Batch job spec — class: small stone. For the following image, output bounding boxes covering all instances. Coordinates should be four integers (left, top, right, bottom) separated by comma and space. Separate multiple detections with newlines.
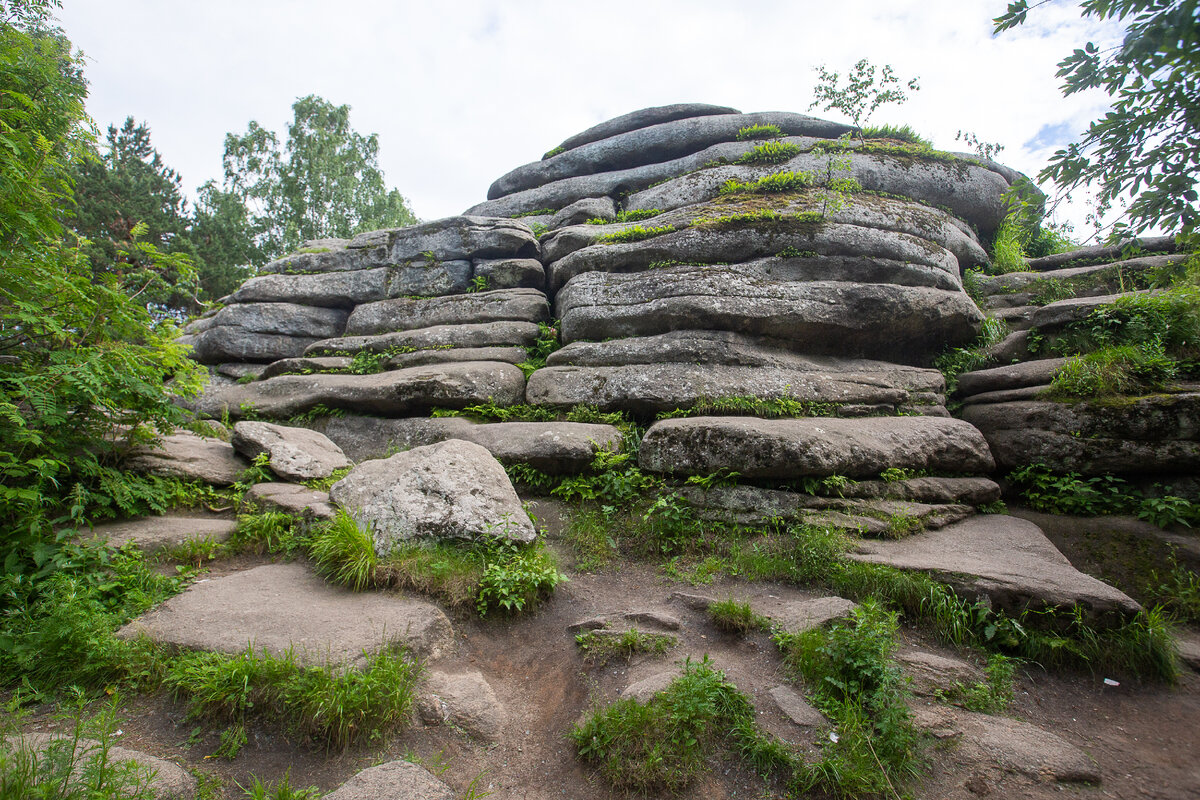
621, 670, 678, 702
325, 759, 455, 800
418, 670, 506, 743
768, 685, 826, 728
123, 430, 247, 486
567, 616, 610, 633
232, 420, 351, 481
896, 649, 983, 696
670, 592, 716, 611
772, 596, 857, 633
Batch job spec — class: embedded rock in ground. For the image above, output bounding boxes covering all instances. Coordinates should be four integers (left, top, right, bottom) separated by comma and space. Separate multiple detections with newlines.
1179, 634, 1200, 672
189, 303, 348, 364
851, 515, 1142, 622
305, 320, 542, 357
119, 562, 452, 663
769, 685, 826, 728
315, 416, 622, 473
346, 216, 539, 262
526, 361, 944, 416
231, 420, 351, 481
770, 596, 857, 633
344, 288, 549, 336
910, 704, 1100, 783
621, 670, 678, 702
955, 358, 1069, 399
86, 514, 237, 554
896, 649, 983, 696
241, 482, 336, 521
329, 439, 535, 550
124, 431, 247, 486
16, 732, 195, 800
418, 670, 506, 742
553, 264, 982, 363
638, 416, 995, 479
961, 394, 1200, 474
190, 362, 527, 421
324, 759, 455, 800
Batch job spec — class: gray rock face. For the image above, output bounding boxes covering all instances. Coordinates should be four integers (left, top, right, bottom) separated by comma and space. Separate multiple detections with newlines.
554, 264, 982, 364
190, 302, 349, 364
772, 596, 857, 633
124, 431, 247, 486
259, 242, 383, 275
119, 562, 453, 663
526, 361, 943, 415
325, 760, 455, 800
418, 670, 506, 742
16, 733, 196, 800
956, 358, 1069, 398
552, 103, 741, 154
86, 514, 237, 554
384, 346, 528, 369
347, 216, 539, 262
961, 394, 1200, 474
345, 288, 549, 336
1024, 235, 1177, 272
852, 515, 1141, 622
1030, 289, 1159, 333
971, 253, 1185, 297
231, 420, 351, 481
896, 649, 983, 696
472, 257, 546, 291
190, 328, 322, 365
488, 111, 852, 199
639, 416, 995, 479
621, 670, 678, 702
230, 268, 389, 308
305, 320, 542, 357
329, 439, 536, 549
385, 259, 473, 297
191, 361, 527, 421
315, 416, 622, 473
549, 197, 616, 228
241, 482, 336, 521
259, 355, 352, 380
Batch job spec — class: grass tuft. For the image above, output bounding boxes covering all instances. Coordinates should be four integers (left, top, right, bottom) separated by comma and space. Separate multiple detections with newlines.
707, 597, 771, 634
575, 628, 677, 665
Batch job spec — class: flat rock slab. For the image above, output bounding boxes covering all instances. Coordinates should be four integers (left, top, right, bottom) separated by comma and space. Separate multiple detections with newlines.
119, 562, 452, 664
910, 704, 1100, 783
325, 759, 455, 800
768, 685, 826, 728
317, 416, 623, 473
86, 515, 237, 554
896, 649, 983, 696
15, 732, 195, 800
852, 515, 1142, 622
329, 439, 536, 549
241, 483, 336, 521
956, 358, 1068, 398
639, 416, 995, 479
418, 670, 506, 742
770, 596, 857, 633
232, 421, 351, 481
345, 288, 549, 336
621, 669, 678, 702
124, 431, 247, 486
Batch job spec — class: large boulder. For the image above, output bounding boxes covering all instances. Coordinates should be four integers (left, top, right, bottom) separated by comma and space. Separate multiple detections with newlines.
189, 303, 348, 364
329, 439, 536, 550
231, 420, 351, 481
123, 431, 247, 486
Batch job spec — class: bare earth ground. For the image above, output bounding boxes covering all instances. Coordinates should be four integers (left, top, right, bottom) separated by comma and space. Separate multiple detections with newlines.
12, 503, 1200, 800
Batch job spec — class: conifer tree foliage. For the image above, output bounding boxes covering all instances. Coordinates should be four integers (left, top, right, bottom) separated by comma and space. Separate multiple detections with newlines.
217, 95, 418, 265
995, 0, 1200, 241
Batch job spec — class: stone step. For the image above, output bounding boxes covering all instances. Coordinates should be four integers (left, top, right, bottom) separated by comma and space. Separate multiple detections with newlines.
85, 514, 238, 554
638, 415, 995, 479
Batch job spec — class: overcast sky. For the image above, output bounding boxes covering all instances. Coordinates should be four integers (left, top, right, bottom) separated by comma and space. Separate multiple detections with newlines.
56, 0, 1122, 235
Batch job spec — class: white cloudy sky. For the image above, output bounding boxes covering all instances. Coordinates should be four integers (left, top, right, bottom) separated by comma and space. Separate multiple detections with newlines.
56, 0, 1122, 234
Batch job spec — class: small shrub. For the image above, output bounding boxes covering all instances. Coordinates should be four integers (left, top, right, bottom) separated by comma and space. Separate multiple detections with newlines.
594, 225, 676, 244
308, 511, 377, 591
719, 170, 814, 194
736, 124, 783, 141
937, 653, 1018, 713
475, 533, 566, 616
231, 510, 302, 555
575, 628, 677, 665
707, 598, 771, 634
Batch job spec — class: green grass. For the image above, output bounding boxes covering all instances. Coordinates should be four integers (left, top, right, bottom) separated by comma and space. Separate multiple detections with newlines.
238, 773, 321, 799
861, 123, 933, 147
594, 224, 676, 244
308, 510, 378, 591
735, 140, 801, 165
1047, 342, 1178, 398
707, 597, 771, 634
585, 208, 662, 224
936, 652, 1018, 713
719, 170, 815, 194
656, 395, 838, 420
575, 628, 677, 665
736, 124, 783, 140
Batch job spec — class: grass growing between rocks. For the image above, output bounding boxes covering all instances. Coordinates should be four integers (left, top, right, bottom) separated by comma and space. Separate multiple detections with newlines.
707, 597, 771, 634
593, 224, 676, 244
575, 628, 677, 665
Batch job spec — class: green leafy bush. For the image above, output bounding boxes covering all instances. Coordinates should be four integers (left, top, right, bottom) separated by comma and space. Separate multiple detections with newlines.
735, 140, 801, 165
594, 224, 676, 244
719, 170, 814, 194
475, 533, 567, 616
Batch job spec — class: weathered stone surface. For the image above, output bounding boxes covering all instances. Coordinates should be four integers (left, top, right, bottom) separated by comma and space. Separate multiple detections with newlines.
418, 670, 506, 742
772, 596, 857, 633
86, 514, 237, 554
329, 440, 536, 548
191, 362, 527, 421
548, 196, 616, 228
472, 257, 545, 291
769, 685, 826, 727
385, 346, 527, 369
1030, 289, 1159, 332
896, 649, 983, 696
623, 610, 683, 630
527, 361, 943, 415
971, 254, 1186, 297
16, 733, 195, 800
621, 670, 678, 702
842, 476, 1002, 506
325, 759, 455, 800
639, 416, 995, 479
488, 111, 852, 199
553, 103, 741, 154
189, 303, 349, 364
671, 591, 717, 611
1179, 634, 1200, 672
685, 485, 973, 531
124, 431, 247, 486
961, 394, 1200, 474
314, 416, 622, 472
385, 259, 473, 297
347, 216, 539, 262
305, 320, 541, 357
120, 562, 453, 663
851, 515, 1142, 621
241, 482, 336, 521
214, 362, 265, 379
259, 242, 383, 275
231, 421, 351, 481
956, 358, 1068, 398
626, 149, 1013, 236
190, 328, 324, 365
910, 704, 1100, 783
1024, 235, 1177, 272
345, 288, 549, 336
259, 356, 352, 380
229, 268, 388, 308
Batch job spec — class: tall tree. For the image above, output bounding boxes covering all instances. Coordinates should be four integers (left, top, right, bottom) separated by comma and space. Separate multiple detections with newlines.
995, 0, 1200, 241
219, 95, 418, 265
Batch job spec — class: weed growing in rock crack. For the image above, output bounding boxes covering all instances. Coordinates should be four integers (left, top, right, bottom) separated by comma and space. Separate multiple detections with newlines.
736, 123, 783, 141
309, 510, 377, 591
594, 224, 676, 244
300, 466, 351, 492
571, 656, 798, 792
231, 510, 304, 556
863, 123, 933, 147
719, 170, 815, 195
516, 320, 561, 378
164, 644, 420, 752
707, 597, 771, 634
512, 207, 556, 218
575, 628, 677, 665
657, 395, 838, 420
933, 316, 1009, 395
285, 403, 346, 425
585, 208, 662, 224
736, 140, 802, 165
1047, 340, 1178, 398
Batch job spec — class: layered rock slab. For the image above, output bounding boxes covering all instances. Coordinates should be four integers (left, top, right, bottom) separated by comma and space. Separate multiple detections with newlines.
119, 562, 453, 663
231, 420, 350, 481
329, 439, 536, 549
638, 416, 995, 478
345, 288, 549, 336
188, 302, 348, 364
86, 514, 237, 554
851, 515, 1141, 621
123, 431, 247, 486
